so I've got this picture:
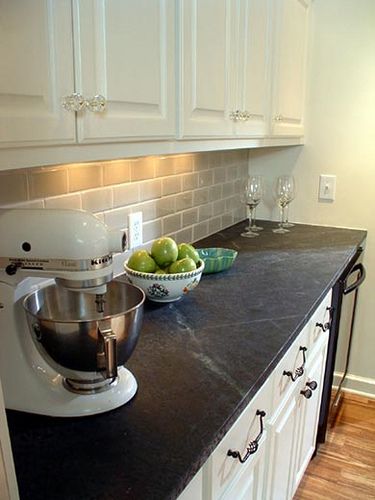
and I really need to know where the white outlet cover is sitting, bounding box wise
[128,212,143,249]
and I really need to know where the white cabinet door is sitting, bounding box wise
[0,0,75,147]
[266,384,301,500]
[235,0,271,137]
[271,0,310,136]
[293,337,328,495]
[74,0,175,142]
[179,0,235,138]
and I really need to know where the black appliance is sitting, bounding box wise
[317,246,366,444]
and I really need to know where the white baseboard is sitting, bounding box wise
[333,372,375,399]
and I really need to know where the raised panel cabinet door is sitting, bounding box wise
[293,338,328,496]
[266,385,301,500]
[271,0,310,136]
[179,0,235,137]
[74,0,175,142]
[0,0,76,147]
[235,0,271,137]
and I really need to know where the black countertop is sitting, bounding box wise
[6,221,366,500]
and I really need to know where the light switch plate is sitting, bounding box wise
[319,175,336,201]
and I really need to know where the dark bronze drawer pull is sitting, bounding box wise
[283,346,307,382]
[316,306,334,332]
[300,380,318,399]
[227,410,266,464]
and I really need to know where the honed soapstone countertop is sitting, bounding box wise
[6,221,366,500]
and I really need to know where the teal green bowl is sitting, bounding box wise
[197,248,238,274]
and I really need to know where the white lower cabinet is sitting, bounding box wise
[178,290,332,500]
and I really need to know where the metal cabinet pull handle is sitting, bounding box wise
[230,110,241,122]
[300,388,312,399]
[306,380,318,390]
[316,306,334,332]
[283,346,307,382]
[227,410,266,463]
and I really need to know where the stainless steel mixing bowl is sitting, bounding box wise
[23,281,145,382]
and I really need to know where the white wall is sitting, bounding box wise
[249,0,375,395]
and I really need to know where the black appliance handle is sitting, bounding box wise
[343,263,366,295]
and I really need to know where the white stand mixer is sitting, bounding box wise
[0,209,144,417]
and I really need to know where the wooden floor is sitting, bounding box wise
[295,392,375,500]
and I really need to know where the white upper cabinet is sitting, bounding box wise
[270,0,310,136]
[179,0,234,138]
[74,0,175,142]
[234,0,271,137]
[179,0,270,138]
[0,0,76,147]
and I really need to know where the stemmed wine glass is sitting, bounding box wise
[273,175,295,234]
[240,175,264,238]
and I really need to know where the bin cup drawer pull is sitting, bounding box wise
[316,306,334,332]
[283,346,307,382]
[227,410,266,463]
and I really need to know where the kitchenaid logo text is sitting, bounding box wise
[91,256,112,267]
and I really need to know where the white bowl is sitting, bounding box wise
[124,260,205,303]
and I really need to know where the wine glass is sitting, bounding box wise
[273,175,295,234]
[240,176,264,238]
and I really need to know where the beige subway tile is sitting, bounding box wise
[143,219,162,243]
[213,199,226,215]
[175,192,193,212]
[173,155,194,174]
[208,216,222,235]
[156,197,175,217]
[45,193,81,210]
[103,159,131,186]
[82,187,113,212]
[131,156,155,181]
[104,207,132,229]
[139,179,162,202]
[234,178,243,195]
[28,167,68,199]
[175,227,193,244]
[162,213,182,234]
[0,170,27,206]
[162,176,182,196]
[68,163,102,192]
[210,185,222,202]
[225,195,238,212]
[214,167,226,184]
[7,199,44,209]
[193,221,209,242]
[193,152,210,171]
[198,203,213,222]
[182,208,198,227]
[221,214,234,229]
[193,188,209,206]
[198,170,213,188]
[182,172,199,191]
[154,156,175,177]
[208,150,223,168]
[138,201,157,222]
[113,183,140,208]
[226,166,238,181]
[222,182,235,198]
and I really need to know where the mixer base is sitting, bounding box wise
[5,367,137,417]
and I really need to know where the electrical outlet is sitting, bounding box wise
[128,212,143,249]
[319,175,336,201]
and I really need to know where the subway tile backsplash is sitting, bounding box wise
[0,150,248,245]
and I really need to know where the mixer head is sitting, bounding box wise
[0,208,126,295]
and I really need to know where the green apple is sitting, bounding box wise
[151,237,178,267]
[177,243,200,264]
[127,250,156,273]
[155,268,167,275]
[168,257,196,274]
